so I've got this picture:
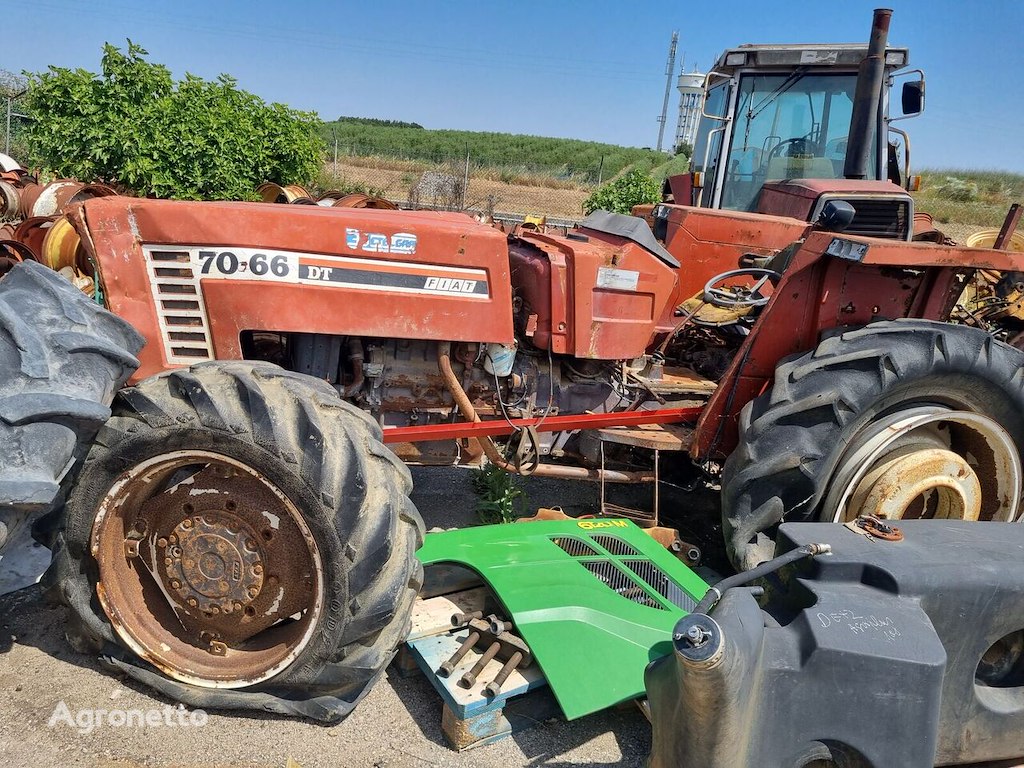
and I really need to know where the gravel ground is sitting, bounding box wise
[0,466,658,768]
[4,466,1024,768]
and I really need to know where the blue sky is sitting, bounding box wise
[7,0,1024,172]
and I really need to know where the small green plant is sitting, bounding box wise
[471,463,526,525]
[674,140,693,159]
[582,168,661,215]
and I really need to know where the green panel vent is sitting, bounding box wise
[590,534,640,556]
[581,560,663,609]
[551,536,600,558]
[624,558,697,611]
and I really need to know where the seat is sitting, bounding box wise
[765,156,836,181]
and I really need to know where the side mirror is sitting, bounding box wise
[817,200,856,232]
[902,79,925,116]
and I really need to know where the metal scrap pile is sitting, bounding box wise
[0,169,400,297]
[0,163,117,293]
[256,182,397,209]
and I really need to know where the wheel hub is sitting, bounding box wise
[848,446,982,521]
[163,513,264,614]
[90,451,323,688]
[825,406,1022,523]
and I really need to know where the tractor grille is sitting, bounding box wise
[552,537,600,557]
[838,197,911,239]
[550,532,696,611]
[624,559,697,611]
[590,535,640,557]
[144,248,214,365]
[581,560,662,608]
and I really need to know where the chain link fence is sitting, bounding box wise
[321,144,605,226]
[0,70,29,161]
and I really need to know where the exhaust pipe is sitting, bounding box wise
[843,8,892,180]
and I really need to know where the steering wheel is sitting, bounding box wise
[767,137,813,163]
[703,268,781,309]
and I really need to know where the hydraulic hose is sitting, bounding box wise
[693,542,831,615]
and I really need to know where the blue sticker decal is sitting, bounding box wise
[390,232,417,255]
[345,228,360,250]
[362,233,390,252]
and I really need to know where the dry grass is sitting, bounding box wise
[325,156,588,192]
[326,158,1021,232]
[327,161,589,219]
[329,154,433,174]
[914,169,1024,228]
[470,166,589,191]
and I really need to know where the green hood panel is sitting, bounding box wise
[416,519,709,720]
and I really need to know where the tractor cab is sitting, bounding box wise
[677,39,925,237]
[644,16,931,327]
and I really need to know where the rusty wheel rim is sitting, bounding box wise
[91,450,324,688]
[824,406,1022,524]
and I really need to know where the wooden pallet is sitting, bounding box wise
[396,589,558,750]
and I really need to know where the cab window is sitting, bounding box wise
[720,72,878,211]
[691,80,730,207]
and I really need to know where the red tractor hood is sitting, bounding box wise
[757,179,909,221]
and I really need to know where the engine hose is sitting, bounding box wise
[438,342,517,472]
[337,337,365,397]
[437,342,655,483]
[693,542,831,615]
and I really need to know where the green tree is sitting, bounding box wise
[582,168,661,215]
[23,42,324,199]
[674,140,693,158]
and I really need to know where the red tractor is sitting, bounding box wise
[22,8,1024,722]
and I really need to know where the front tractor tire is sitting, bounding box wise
[723,319,1024,571]
[45,361,424,722]
[0,261,142,551]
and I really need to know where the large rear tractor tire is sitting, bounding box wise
[0,261,142,553]
[44,361,424,722]
[723,319,1024,571]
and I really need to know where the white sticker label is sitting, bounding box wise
[596,266,640,292]
[800,50,839,64]
[192,248,300,282]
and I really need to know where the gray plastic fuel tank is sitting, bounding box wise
[646,520,1024,768]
